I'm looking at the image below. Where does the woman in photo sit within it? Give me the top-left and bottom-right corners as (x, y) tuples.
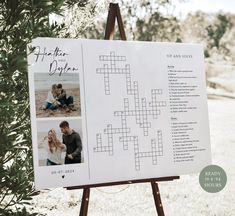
(46, 129), (66, 165)
(43, 84), (60, 110)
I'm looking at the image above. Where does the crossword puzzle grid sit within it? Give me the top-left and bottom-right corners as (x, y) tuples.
(94, 51), (166, 170)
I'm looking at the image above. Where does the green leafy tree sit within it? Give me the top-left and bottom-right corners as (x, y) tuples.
(182, 12), (233, 58)
(181, 11), (212, 57)
(123, 0), (181, 42)
(83, 0), (181, 42)
(0, 0), (91, 215)
(206, 14), (232, 49)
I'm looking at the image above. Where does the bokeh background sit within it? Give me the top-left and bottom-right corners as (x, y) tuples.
(1, 0), (234, 215)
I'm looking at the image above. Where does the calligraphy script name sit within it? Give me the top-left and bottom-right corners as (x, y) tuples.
(34, 46), (68, 62)
(33, 46), (78, 76)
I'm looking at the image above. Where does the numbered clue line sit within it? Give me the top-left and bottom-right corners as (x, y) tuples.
(167, 65), (206, 163)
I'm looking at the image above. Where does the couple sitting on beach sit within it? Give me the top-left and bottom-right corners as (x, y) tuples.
(43, 83), (74, 110)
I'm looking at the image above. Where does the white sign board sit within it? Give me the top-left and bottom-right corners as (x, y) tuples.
(27, 38), (211, 189)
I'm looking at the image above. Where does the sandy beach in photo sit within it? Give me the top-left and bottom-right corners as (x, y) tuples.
(35, 86), (81, 118)
(34, 72), (81, 118)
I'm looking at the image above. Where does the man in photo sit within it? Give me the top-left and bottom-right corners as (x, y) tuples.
(59, 121), (82, 164)
(57, 83), (74, 108)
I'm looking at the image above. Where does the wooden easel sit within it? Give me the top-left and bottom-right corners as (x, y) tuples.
(69, 3), (180, 216)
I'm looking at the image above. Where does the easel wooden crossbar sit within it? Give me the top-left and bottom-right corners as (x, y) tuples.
(69, 3), (180, 216)
(68, 176), (179, 216)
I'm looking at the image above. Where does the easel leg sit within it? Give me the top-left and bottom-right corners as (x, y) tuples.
(151, 181), (165, 216)
(79, 188), (90, 216)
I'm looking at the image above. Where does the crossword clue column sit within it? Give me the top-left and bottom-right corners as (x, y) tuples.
(82, 40), (211, 184)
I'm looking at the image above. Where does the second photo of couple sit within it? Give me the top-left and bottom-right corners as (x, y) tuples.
(37, 119), (84, 166)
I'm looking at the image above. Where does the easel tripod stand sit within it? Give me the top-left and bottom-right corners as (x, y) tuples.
(67, 3), (180, 216)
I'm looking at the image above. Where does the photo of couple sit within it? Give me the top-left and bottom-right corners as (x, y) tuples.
(38, 120), (83, 166)
(43, 83), (75, 112)
(34, 72), (81, 118)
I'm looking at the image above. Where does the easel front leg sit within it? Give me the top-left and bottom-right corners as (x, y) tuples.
(151, 181), (165, 216)
(79, 188), (90, 216)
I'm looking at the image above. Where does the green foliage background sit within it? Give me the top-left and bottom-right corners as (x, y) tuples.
(0, 0), (234, 215)
(0, 1), (90, 215)
(0, 2), (182, 214)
